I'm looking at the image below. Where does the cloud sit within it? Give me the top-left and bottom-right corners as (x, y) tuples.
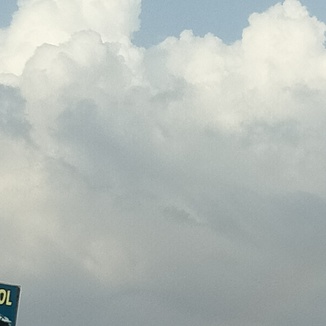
(1, 0), (326, 325)
(0, 0), (141, 75)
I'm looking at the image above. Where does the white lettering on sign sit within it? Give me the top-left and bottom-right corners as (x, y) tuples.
(0, 289), (13, 306)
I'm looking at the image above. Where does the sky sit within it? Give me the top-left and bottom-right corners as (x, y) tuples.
(1, 0), (326, 326)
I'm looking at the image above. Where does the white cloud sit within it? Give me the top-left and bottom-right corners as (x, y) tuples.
(1, 0), (326, 325)
(0, 0), (141, 75)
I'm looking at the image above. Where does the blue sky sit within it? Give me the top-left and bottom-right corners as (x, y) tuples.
(135, 0), (292, 45)
(1, 0), (326, 46)
(0, 0), (17, 27)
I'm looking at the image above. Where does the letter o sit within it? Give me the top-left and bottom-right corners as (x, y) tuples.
(0, 290), (6, 305)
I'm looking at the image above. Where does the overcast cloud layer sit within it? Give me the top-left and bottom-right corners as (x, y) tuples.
(1, 1), (326, 325)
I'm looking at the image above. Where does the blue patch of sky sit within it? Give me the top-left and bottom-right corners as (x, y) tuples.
(134, 0), (279, 46)
(0, 0), (18, 28)
(134, 0), (326, 47)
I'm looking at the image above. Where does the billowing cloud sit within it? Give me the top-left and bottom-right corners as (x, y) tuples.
(1, 0), (326, 325)
(0, 0), (141, 75)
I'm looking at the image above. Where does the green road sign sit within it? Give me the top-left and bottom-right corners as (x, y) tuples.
(0, 283), (21, 326)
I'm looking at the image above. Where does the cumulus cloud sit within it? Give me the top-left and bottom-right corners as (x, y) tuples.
(0, 0), (141, 74)
(1, 0), (326, 325)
